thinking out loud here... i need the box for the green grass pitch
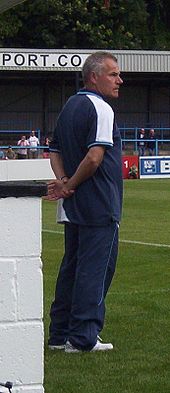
[42,179,170,393]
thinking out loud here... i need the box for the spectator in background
[6,146,16,160]
[147,128,155,156]
[128,163,138,179]
[28,130,40,159]
[138,128,145,156]
[43,136,50,158]
[17,135,29,159]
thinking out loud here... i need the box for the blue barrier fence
[121,139,170,155]
[0,127,170,157]
[120,127,170,138]
[0,146,47,150]
[0,140,170,154]
[0,129,41,141]
[0,140,170,158]
[0,127,169,143]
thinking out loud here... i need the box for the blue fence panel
[0,129,41,142]
[121,139,170,155]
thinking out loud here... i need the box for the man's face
[92,58,123,99]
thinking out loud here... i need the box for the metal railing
[120,127,170,138]
[0,141,170,157]
[0,129,41,142]
[121,139,170,155]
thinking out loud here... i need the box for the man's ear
[90,71,98,84]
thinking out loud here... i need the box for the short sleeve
[86,95,114,149]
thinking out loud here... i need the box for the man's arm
[47,146,105,200]
[50,152,67,180]
[65,145,105,190]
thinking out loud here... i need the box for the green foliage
[0,0,169,49]
[0,11,22,41]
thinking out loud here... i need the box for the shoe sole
[91,345,113,352]
[65,345,113,353]
[65,348,113,353]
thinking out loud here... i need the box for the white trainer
[91,340,113,351]
[48,344,65,350]
[65,339,113,353]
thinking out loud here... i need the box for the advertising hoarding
[140,156,170,178]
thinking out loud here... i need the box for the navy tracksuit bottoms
[49,220,119,351]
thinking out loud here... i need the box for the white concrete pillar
[0,181,47,393]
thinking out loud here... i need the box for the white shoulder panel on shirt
[87,95,114,145]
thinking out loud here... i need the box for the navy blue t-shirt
[50,89,123,226]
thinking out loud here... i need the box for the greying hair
[82,51,117,84]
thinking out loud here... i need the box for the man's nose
[118,76,123,84]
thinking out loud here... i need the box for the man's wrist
[58,175,68,180]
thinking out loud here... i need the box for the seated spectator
[147,128,155,156]
[28,130,40,159]
[17,135,29,159]
[6,146,16,160]
[128,163,138,179]
[138,128,145,156]
[0,148,5,160]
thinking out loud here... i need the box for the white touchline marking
[120,239,170,248]
[43,229,64,235]
[42,229,170,249]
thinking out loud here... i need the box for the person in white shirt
[28,130,40,159]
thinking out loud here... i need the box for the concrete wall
[0,158,55,181]
[0,172,48,392]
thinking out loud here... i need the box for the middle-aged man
[47,51,123,353]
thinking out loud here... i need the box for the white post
[0,181,47,393]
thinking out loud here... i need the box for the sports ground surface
[42,179,170,393]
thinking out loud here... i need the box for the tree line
[0,0,170,50]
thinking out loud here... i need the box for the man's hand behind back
[44,179,74,201]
